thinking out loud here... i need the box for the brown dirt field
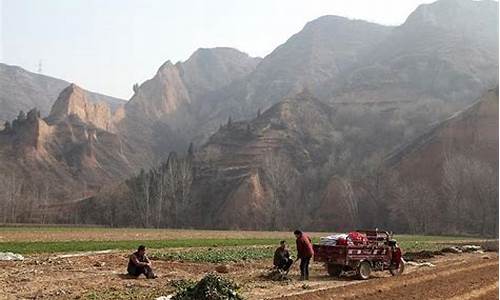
[0,249,497,299]
[0,228,329,242]
[281,253,499,300]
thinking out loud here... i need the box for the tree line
[76,151,194,228]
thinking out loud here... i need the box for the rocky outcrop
[127,61,190,121]
[0,63,125,122]
[188,90,338,229]
[126,48,260,125]
[120,47,261,167]
[5,108,52,157]
[0,85,134,220]
[47,84,114,132]
[211,169,269,229]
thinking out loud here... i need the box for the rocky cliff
[119,47,261,166]
[47,84,115,132]
[0,63,125,122]
[0,84,133,222]
[188,90,339,229]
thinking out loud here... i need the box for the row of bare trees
[258,148,498,236]
[355,154,498,236]
[0,173,52,224]
[77,152,194,228]
[127,152,193,228]
[3,142,494,236]
[442,154,498,235]
[262,152,299,229]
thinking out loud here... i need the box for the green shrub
[172,273,243,300]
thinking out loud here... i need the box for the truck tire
[357,261,371,280]
[390,258,405,276]
[327,264,342,277]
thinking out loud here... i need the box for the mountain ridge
[0,63,125,123]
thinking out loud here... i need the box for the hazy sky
[1,0,435,99]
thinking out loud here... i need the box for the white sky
[1,0,436,99]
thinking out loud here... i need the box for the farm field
[0,226,497,299]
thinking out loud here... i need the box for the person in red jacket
[294,229,314,280]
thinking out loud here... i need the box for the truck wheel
[390,259,405,276]
[357,261,371,280]
[327,264,342,277]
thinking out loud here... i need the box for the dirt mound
[403,250,442,261]
[261,269,291,282]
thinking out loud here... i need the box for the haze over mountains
[0,0,497,235]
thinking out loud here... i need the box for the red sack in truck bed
[347,231,368,244]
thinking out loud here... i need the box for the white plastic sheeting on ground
[0,252,24,261]
[406,261,435,268]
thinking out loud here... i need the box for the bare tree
[262,151,297,229]
[339,178,358,226]
[0,172,25,223]
[443,154,498,235]
[155,167,166,228]
[126,169,152,227]
[0,174,8,223]
[176,157,193,226]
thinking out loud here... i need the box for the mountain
[1,0,497,233]
[188,90,338,229]
[79,90,343,229]
[116,0,497,162]
[120,47,261,165]
[126,47,261,126]
[243,16,392,103]
[0,47,263,222]
[382,87,499,235]
[202,17,393,133]
[0,84,133,223]
[334,0,498,103]
[0,63,125,123]
[125,0,496,161]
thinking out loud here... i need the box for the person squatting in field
[274,240,294,272]
[294,229,314,280]
[127,245,157,279]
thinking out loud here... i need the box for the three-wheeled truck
[313,230,405,280]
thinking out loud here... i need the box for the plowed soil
[282,254,499,300]
[0,249,497,299]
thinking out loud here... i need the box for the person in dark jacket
[127,245,156,279]
[273,240,293,272]
[294,229,314,280]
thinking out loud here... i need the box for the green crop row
[151,245,277,263]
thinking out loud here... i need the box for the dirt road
[0,250,497,299]
[282,254,499,300]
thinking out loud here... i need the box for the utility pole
[37,60,43,74]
